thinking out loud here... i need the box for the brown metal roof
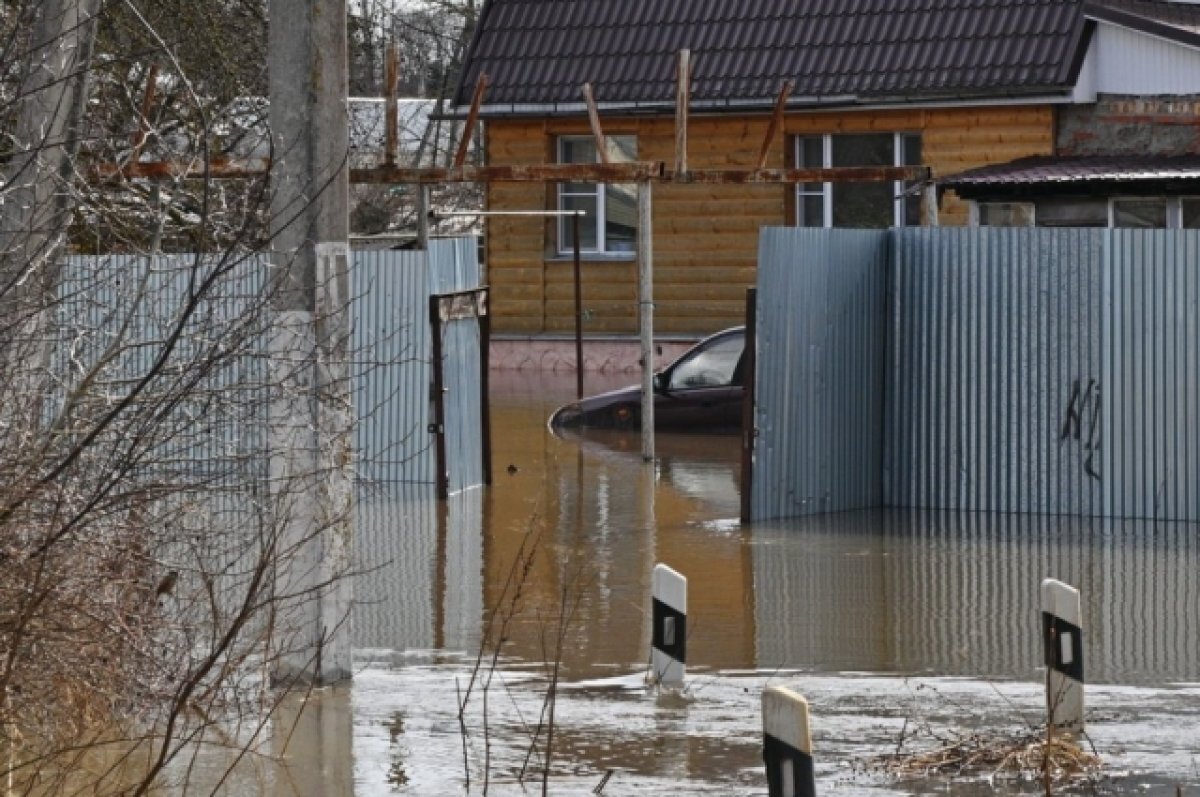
[940,154,1200,195]
[454,0,1093,115]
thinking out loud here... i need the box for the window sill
[545,252,637,263]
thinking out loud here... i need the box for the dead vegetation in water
[872,725,1102,788]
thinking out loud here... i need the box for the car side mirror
[652,373,667,393]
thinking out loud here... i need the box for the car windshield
[667,334,742,390]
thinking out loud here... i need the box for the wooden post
[429,294,449,500]
[740,287,757,523]
[649,563,686,687]
[1042,578,1084,740]
[763,685,816,797]
[674,50,690,175]
[756,81,794,170]
[383,42,399,167]
[453,72,488,168]
[637,181,654,460]
[582,83,609,165]
[924,182,939,226]
[573,212,584,400]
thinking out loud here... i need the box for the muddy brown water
[184,370,1200,795]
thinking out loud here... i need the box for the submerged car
[549,326,745,433]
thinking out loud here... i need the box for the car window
[667,334,743,390]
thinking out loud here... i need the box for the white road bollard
[1041,578,1084,739]
[762,685,816,797]
[650,563,687,687]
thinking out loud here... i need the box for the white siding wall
[1091,22,1200,95]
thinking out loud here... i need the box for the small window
[1112,198,1167,229]
[979,202,1034,227]
[1183,198,1200,229]
[557,135,637,254]
[1034,198,1108,228]
[794,133,922,228]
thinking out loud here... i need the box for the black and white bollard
[650,563,687,687]
[762,685,816,797]
[1041,578,1084,739]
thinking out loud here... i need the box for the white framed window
[794,133,922,228]
[1108,196,1200,229]
[556,135,637,254]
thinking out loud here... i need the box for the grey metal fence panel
[751,227,889,521]
[429,237,485,494]
[55,253,270,486]
[1104,230,1200,521]
[351,248,435,485]
[755,227,1200,522]
[885,228,1107,516]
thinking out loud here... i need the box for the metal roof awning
[940,155,1200,198]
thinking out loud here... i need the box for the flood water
[224,371,1200,795]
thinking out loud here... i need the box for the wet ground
[253,371,1200,795]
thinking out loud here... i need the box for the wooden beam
[756,80,793,170]
[383,42,399,166]
[675,49,690,175]
[453,72,488,168]
[581,83,609,164]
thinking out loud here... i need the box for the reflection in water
[752,509,1200,684]
[266,369,1200,794]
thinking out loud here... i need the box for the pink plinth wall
[489,336,698,374]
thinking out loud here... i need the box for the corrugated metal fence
[752,227,1200,523]
[56,238,483,492]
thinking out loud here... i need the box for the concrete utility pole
[0,0,100,433]
[267,0,354,686]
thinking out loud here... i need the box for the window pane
[1113,199,1167,229]
[980,203,1034,227]
[1183,199,1200,229]
[560,195,598,250]
[560,137,595,164]
[1035,198,1108,227]
[832,183,893,228]
[606,135,637,163]
[606,183,637,251]
[902,134,923,226]
[798,136,823,167]
[831,135,893,227]
[831,134,892,167]
[797,193,824,226]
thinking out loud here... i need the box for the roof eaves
[1084,2,1200,51]
[446,87,1077,120]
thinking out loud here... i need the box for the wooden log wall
[485,105,1053,335]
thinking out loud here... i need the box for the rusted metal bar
[669,165,932,184]
[675,50,690,175]
[93,161,927,185]
[582,82,609,164]
[129,61,159,163]
[453,72,488,168]
[352,162,665,183]
[384,42,399,167]
[756,80,793,170]
[89,157,272,181]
